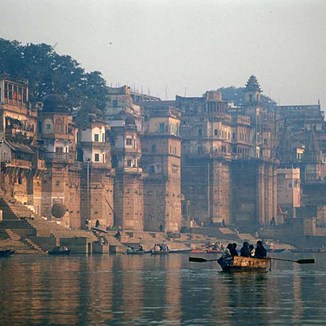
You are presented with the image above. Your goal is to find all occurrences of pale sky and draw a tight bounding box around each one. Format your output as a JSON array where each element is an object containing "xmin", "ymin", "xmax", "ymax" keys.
[{"xmin": 1, "ymin": 0, "xmax": 326, "ymax": 107}]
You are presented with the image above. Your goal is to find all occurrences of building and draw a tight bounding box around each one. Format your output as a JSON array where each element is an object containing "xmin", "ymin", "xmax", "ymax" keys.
[
  {"xmin": 77, "ymin": 102, "xmax": 114, "ymax": 229},
  {"xmin": 106, "ymin": 87, "xmax": 144, "ymax": 230},
  {"xmin": 0, "ymin": 78, "xmax": 45, "ymax": 212},
  {"xmin": 39, "ymin": 94, "xmax": 81, "ymax": 228},
  {"xmin": 142, "ymin": 104, "xmax": 182, "ymax": 232}
]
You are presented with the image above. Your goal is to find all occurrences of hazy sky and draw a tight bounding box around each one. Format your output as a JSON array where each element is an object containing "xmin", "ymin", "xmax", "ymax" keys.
[{"xmin": 1, "ymin": 0, "xmax": 326, "ymax": 106}]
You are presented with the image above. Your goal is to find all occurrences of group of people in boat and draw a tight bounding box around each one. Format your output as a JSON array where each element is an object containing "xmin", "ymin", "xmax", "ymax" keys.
[
  {"xmin": 220, "ymin": 240, "xmax": 267, "ymax": 263},
  {"xmin": 152, "ymin": 243, "xmax": 169, "ymax": 252},
  {"xmin": 126, "ymin": 244, "xmax": 144, "ymax": 253}
]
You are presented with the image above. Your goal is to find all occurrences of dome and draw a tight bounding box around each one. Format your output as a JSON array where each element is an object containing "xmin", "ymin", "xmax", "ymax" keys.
[
  {"xmin": 42, "ymin": 94, "xmax": 70, "ymax": 113},
  {"xmin": 51, "ymin": 202, "xmax": 66, "ymax": 218}
]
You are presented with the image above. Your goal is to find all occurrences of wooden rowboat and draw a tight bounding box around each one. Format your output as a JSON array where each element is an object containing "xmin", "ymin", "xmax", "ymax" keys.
[
  {"xmin": 218, "ymin": 256, "xmax": 271, "ymax": 272},
  {"xmin": 0, "ymin": 249, "xmax": 15, "ymax": 257}
]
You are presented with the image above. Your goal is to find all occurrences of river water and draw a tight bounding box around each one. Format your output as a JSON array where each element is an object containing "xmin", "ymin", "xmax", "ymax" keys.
[{"xmin": 0, "ymin": 253, "xmax": 325, "ymax": 325}]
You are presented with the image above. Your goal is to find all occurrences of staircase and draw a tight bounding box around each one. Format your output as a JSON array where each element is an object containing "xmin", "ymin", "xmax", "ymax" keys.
[{"xmin": 0, "ymin": 195, "xmax": 99, "ymax": 253}]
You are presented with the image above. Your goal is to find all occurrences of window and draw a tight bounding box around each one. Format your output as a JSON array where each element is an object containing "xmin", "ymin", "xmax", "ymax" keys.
[
  {"xmin": 126, "ymin": 138, "xmax": 132, "ymax": 146},
  {"xmin": 55, "ymin": 147, "xmax": 63, "ymax": 153},
  {"xmin": 46, "ymin": 124, "xmax": 51, "ymax": 130},
  {"xmin": 126, "ymin": 159, "xmax": 132, "ymax": 167},
  {"xmin": 214, "ymin": 129, "xmax": 218, "ymax": 136},
  {"xmin": 94, "ymin": 153, "xmax": 100, "ymax": 162},
  {"xmin": 94, "ymin": 134, "xmax": 99, "ymax": 142},
  {"xmin": 151, "ymin": 144, "xmax": 156, "ymax": 153},
  {"xmin": 249, "ymin": 94, "xmax": 253, "ymax": 102},
  {"xmin": 159, "ymin": 123, "xmax": 165, "ymax": 133},
  {"xmin": 198, "ymin": 129, "xmax": 202, "ymax": 136},
  {"xmin": 112, "ymin": 100, "xmax": 118, "ymax": 108}
]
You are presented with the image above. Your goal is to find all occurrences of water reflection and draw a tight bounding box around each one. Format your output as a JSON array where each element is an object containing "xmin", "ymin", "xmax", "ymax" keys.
[{"xmin": 0, "ymin": 254, "xmax": 325, "ymax": 325}]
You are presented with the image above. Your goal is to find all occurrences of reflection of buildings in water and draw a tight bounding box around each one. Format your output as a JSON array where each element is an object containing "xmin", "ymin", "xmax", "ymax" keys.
[
  {"xmin": 0, "ymin": 258, "xmax": 83, "ymax": 325},
  {"xmin": 86, "ymin": 257, "xmax": 114, "ymax": 322},
  {"xmin": 292, "ymin": 264, "xmax": 303, "ymax": 325},
  {"xmin": 218, "ymin": 272, "xmax": 270, "ymax": 325},
  {"xmin": 119, "ymin": 256, "xmax": 144, "ymax": 324},
  {"xmin": 165, "ymin": 256, "xmax": 182, "ymax": 325}
]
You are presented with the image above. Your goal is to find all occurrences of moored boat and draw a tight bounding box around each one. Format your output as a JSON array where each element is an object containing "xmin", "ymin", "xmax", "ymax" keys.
[
  {"xmin": 191, "ymin": 249, "xmax": 222, "ymax": 254},
  {"xmin": 169, "ymin": 248, "xmax": 192, "ymax": 254},
  {"xmin": 48, "ymin": 246, "xmax": 70, "ymax": 255},
  {"xmin": 218, "ymin": 256, "xmax": 271, "ymax": 272},
  {"xmin": 125, "ymin": 250, "xmax": 147, "ymax": 255},
  {"xmin": 150, "ymin": 249, "xmax": 169, "ymax": 255},
  {"xmin": 0, "ymin": 249, "xmax": 15, "ymax": 257}
]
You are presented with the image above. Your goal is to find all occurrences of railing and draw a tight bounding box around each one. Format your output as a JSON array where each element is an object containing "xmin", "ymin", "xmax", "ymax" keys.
[
  {"xmin": 4, "ymin": 159, "xmax": 32, "ymax": 169},
  {"xmin": 44, "ymin": 152, "xmax": 76, "ymax": 163}
]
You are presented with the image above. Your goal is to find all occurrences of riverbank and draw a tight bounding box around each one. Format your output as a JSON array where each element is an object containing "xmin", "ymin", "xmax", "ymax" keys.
[{"xmin": 0, "ymin": 225, "xmax": 295, "ymax": 254}]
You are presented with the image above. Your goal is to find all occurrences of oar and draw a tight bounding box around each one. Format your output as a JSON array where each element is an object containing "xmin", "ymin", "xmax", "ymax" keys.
[
  {"xmin": 189, "ymin": 257, "xmax": 219, "ymax": 263},
  {"xmin": 270, "ymin": 257, "xmax": 315, "ymax": 264}
]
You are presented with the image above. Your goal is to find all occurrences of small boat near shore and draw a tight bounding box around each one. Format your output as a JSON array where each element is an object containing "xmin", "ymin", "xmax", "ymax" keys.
[
  {"xmin": 48, "ymin": 246, "xmax": 70, "ymax": 256},
  {"xmin": 169, "ymin": 248, "xmax": 192, "ymax": 254},
  {"xmin": 125, "ymin": 250, "xmax": 147, "ymax": 255},
  {"xmin": 289, "ymin": 248, "xmax": 326, "ymax": 253},
  {"xmin": 150, "ymin": 249, "xmax": 169, "ymax": 255},
  {"xmin": 0, "ymin": 249, "xmax": 15, "ymax": 257},
  {"xmin": 191, "ymin": 249, "xmax": 222, "ymax": 254}
]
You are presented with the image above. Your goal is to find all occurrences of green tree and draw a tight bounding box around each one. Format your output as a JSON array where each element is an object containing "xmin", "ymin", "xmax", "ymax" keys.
[{"xmin": 0, "ymin": 38, "xmax": 108, "ymax": 110}]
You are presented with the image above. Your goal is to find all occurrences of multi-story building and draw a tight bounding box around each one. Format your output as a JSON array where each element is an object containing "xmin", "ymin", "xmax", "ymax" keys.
[
  {"xmin": 39, "ymin": 94, "xmax": 80, "ymax": 228},
  {"xmin": 142, "ymin": 104, "xmax": 182, "ymax": 232},
  {"xmin": 106, "ymin": 87, "xmax": 144, "ymax": 230},
  {"xmin": 77, "ymin": 103, "xmax": 114, "ymax": 229},
  {"xmin": 0, "ymin": 78, "xmax": 45, "ymax": 211},
  {"xmin": 177, "ymin": 90, "xmax": 232, "ymax": 225},
  {"xmin": 231, "ymin": 76, "xmax": 278, "ymax": 227}
]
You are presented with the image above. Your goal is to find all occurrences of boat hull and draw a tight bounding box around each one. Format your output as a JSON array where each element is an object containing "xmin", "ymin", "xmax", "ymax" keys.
[
  {"xmin": 0, "ymin": 249, "xmax": 15, "ymax": 257},
  {"xmin": 48, "ymin": 246, "xmax": 70, "ymax": 255},
  {"xmin": 218, "ymin": 256, "xmax": 271, "ymax": 272},
  {"xmin": 125, "ymin": 250, "xmax": 147, "ymax": 255},
  {"xmin": 150, "ymin": 250, "xmax": 169, "ymax": 255}
]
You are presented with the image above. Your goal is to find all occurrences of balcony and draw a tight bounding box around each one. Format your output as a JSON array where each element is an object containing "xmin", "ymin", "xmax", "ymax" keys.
[
  {"xmin": 41, "ymin": 133, "xmax": 75, "ymax": 141},
  {"xmin": 2, "ymin": 158, "xmax": 32, "ymax": 169},
  {"xmin": 90, "ymin": 162, "xmax": 112, "ymax": 170},
  {"xmin": 116, "ymin": 167, "xmax": 143, "ymax": 174},
  {"xmin": 44, "ymin": 152, "xmax": 76, "ymax": 164}
]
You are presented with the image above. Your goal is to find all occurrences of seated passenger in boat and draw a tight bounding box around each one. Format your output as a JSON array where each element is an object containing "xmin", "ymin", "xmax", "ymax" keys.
[
  {"xmin": 240, "ymin": 241, "xmax": 250, "ymax": 257},
  {"xmin": 218, "ymin": 244, "xmax": 234, "ymax": 268},
  {"xmin": 161, "ymin": 243, "xmax": 169, "ymax": 252},
  {"xmin": 249, "ymin": 244, "xmax": 255, "ymax": 257},
  {"xmin": 255, "ymin": 241, "xmax": 267, "ymax": 258},
  {"xmin": 127, "ymin": 246, "xmax": 134, "ymax": 253},
  {"xmin": 138, "ymin": 245, "xmax": 144, "ymax": 251},
  {"xmin": 230, "ymin": 243, "xmax": 238, "ymax": 257}
]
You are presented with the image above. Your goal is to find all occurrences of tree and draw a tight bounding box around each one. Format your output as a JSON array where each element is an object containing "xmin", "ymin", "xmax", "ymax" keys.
[{"xmin": 0, "ymin": 38, "xmax": 108, "ymax": 111}]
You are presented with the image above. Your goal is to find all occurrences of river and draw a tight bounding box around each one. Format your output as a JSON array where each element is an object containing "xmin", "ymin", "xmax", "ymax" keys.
[{"xmin": 0, "ymin": 253, "xmax": 325, "ymax": 325}]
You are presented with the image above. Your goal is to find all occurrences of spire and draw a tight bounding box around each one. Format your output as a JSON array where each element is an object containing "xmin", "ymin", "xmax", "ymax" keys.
[{"xmin": 245, "ymin": 75, "xmax": 262, "ymax": 92}]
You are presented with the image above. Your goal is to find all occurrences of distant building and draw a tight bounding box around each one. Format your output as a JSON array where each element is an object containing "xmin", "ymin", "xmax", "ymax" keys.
[{"xmin": 277, "ymin": 167, "xmax": 301, "ymax": 221}]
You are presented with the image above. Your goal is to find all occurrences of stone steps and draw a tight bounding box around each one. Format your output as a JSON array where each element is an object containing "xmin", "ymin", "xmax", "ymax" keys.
[
  {"xmin": 5, "ymin": 229, "xmax": 22, "ymax": 241},
  {"xmin": 23, "ymin": 238, "xmax": 47, "ymax": 253}
]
